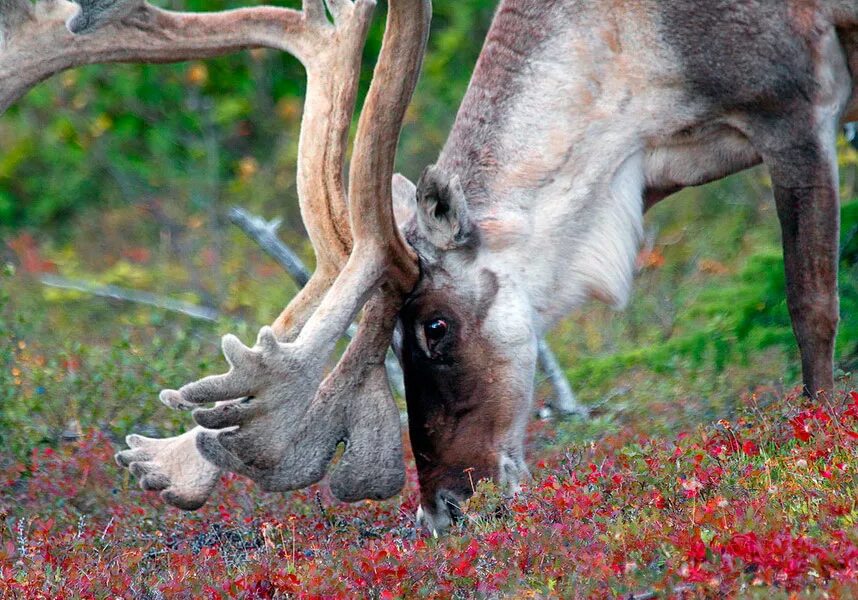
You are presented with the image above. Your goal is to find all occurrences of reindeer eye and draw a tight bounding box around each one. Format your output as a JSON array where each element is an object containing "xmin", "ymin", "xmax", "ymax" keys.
[{"xmin": 424, "ymin": 319, "xmax": 449, "ymax": 342}]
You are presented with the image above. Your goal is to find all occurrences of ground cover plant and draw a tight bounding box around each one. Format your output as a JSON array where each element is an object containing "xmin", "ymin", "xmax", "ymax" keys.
[
  {"xmin": 1, "ymin": 385, "xmax": 857, "ymax": 598},
  {"xmin": 1, "ymin": 233, "xmax": 857, "ymax": 596},
  {"xmin": 3, "ymin": 2, "xmax": 858, "ymax": 596},
  {"xmin": 2, "ymin": 114, "xmax": 858, "ymax": 600}
]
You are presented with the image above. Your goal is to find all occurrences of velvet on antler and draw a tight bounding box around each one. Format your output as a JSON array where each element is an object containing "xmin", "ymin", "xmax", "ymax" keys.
[{"xmin": 0, "ymin": 0, "xmax": 314, "ymax": 113}]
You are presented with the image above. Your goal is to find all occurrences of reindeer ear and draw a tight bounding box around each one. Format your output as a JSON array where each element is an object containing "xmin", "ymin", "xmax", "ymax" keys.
[
  {"xmin": 391, "ymin": 173, "xmax": 416, "ymax": 230},
  {"xmin": 415, "ymin": 165, "xmax": 473, "ymax": 250}
]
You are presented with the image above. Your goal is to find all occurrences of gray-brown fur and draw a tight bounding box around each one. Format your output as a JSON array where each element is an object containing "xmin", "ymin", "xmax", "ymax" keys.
[
  {"xmin": 658, "ymin": 1, "xmax": 819, "ymax": 110},
  {"xmin": 412, "ymin": 165, "xmax": 477, "ymax": 255},
  {"xmin": 435, "ymin": 0, "xmax": 568, "ymax": 202},
  {"xmin": 0, "ymin": 0, "xmax": 34, "ymax": 43}
]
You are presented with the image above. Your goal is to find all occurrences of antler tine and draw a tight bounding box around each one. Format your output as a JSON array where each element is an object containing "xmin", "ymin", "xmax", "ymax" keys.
[
  {"xmin": 301, "ymin": 0, "xmax": 327, "ymax": 25},
  {"xmin": 347, "ymin": 0, "xmax": 429, "ymax": 279},
  {"xmin": 271, "ymin": 0, "xmax": 375, "ymax": 339}
]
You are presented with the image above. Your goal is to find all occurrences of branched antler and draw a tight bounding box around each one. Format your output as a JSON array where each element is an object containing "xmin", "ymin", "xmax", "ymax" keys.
[
  {"xmin": 152, "ymin": 0, "xmax": 428, "ymax": 503},
  {"xmin": 111, "ymin": 0, "xmax": 430, "ymax": 507},
  {"xmin": 4, "ymin": 0, "xmax": 428, "ymax": 507}
]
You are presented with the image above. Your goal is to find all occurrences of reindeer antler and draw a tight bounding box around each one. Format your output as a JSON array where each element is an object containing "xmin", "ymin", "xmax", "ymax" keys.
[
  {"xmin": 113, "ymin": 0, "xmax": 430, "ymax": 505},
  {"xmin": 0, "ymin": 0, "xmax": 372, "ymax": 507},
  {"xmin": 3, "ymin": 0, "xmax": 428, "ymax": 506},
  {"xmin": 0, "ymin": 0, "xmax": 327, "ymax": 113}
]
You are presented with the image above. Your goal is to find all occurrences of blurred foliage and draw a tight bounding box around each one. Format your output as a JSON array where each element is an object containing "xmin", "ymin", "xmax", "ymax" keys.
[
  {"xmin": 0, "ymin": 0, "xmax": 857, "ymax": 459},
  {"xmin": 0, "ymin": 263, "xmax": 252, "ymax": 458},
  {"xmin": 563, "ymin": 199, "xmax": 858, "ymax": 391}
]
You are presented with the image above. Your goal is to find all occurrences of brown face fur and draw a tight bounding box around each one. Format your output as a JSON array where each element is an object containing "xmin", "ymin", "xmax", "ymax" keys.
[{"xmin": 398, "ymin": 266, "xmax": 524, "ymax": 519}]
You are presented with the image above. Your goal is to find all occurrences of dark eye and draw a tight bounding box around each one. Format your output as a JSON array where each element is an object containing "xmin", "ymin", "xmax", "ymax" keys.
[{"xmin": 424, "ymin": 318, "xmax": 449, "ymax": 342}]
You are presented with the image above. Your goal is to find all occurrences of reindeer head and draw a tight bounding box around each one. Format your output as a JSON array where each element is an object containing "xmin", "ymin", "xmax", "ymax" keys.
[
  {"xmin": 2, "ymin": 0, "xmax": 538, "ymax": 535},
  {"xmin": 392, "ymin": 166, "xmax": 536, "ymax": 534}
]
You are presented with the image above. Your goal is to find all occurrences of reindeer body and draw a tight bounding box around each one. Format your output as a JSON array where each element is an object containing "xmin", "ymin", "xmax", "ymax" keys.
[
  {"xmin": 398, "ymin": 0, "xmax": 858, "ymax": 532},
  {"xmin": 434, "ymin": 0, "xmax": 854, "ymax": 323}
]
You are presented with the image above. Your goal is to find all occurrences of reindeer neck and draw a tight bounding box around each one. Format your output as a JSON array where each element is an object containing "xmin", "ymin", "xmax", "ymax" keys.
[
  {"xmin": 435, "ymin": 0, "xmax": 567, "ymax": 203},
  {"xmin": 436, "ymin": 0, "xmax": 660, "ymax": 329}
]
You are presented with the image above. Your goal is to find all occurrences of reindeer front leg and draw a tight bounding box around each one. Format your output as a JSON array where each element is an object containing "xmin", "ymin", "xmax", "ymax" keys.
[
  {"xmin": 770, "ymin": 155, "xmax": 840, "ymax": 398},
  {"xmin": 738, "ymin": 23, "xmax": 852, "ymax": 398},
  {"xmin": 747, "ymin": 108, "xmax": 844, "ymax": 397}
]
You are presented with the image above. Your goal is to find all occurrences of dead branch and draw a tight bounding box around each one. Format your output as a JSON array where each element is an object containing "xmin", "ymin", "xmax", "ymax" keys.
[
  {"xmin": 228, "ymin": 207, "xmax": 310, "ymax": 287},
  {"xmin": 38, "ymin": 273, "xmax": 219, "ymax": 321}
]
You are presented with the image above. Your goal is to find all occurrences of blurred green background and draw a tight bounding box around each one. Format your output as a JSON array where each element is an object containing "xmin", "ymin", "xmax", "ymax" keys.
[{"xmin": 0, "ymin": 0, "xmax": 856, "ymax": 460}]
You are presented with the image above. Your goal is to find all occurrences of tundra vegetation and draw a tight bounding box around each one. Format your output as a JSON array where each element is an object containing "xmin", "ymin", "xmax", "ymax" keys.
[{"xmin": 1, "ymin": 0, "xmax": 858, "ymax": 597}]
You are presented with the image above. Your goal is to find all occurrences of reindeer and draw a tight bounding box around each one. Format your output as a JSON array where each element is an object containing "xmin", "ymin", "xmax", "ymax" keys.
[{"xmin": 3, "ymin": 0, "xmax": 857, "ymax": 534}]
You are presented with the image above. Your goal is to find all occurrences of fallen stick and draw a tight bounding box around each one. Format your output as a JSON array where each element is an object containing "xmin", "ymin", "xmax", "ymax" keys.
[
  {"xmin": 228, "ymin": 207, "xmax": 310, "ymax": 287},
  {"xmin": 38, "ymin": 273, "xmax": 219, "ymax": 322}
]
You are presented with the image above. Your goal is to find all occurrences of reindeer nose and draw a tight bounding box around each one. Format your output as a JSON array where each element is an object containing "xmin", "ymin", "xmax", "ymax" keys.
[{"xmin": 416, "ymin": 490, "xmax": 464, "ymax": 536}]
